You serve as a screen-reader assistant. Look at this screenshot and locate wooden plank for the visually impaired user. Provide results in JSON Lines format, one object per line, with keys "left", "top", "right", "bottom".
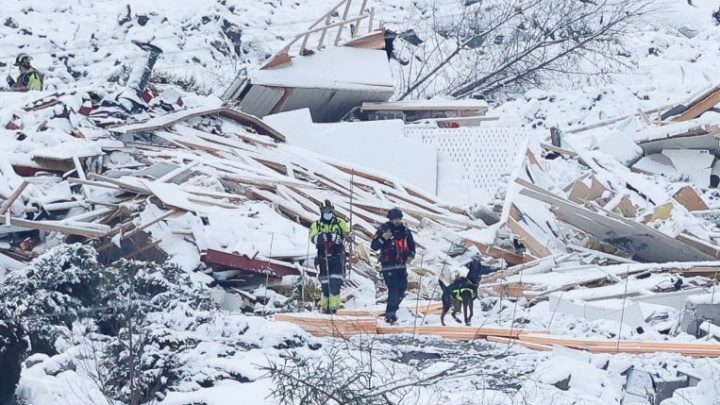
{"left": 519, "top": 333, "right": 720, "bottom": 357}
{"left": 72, "top": 156, "right": 87, "bottom": 180}
{"left": 111, "top": 107, "right": 286, "bottom": 142}
{"left": 329, "top": 164, "right": 394, "bottom": 188}
{"left": 672, "top": 85, "right": 720, "bottom": 122}
{"left": 201, "top": 248, "right": 301, "bottom": 277}
{"left": 22, "top": 92, "right": 68, "bottom": 111}
{"left": 343, "top": 30, "right": 385, "bottom": 49}
{"left": 337, "top": 302, "right": 442, "bottom": 317}
{"left": 673, "top": 185, "right": 708, "bottom": 211}
{"left": 0, "top": 180, "right": 28, "bottom": 215}
{"left": 121, "top": 210, "right": 178, "bottom": 240}
{"left": 462, "top": 238, "right": 532, "bottom": 266}
{"left": 566, "top": 244, "right": 637, "bottom": 264}
{"left": 567, "top": 179, "right": 592, "bottom": 204}
{"left": 506, "top": 216, "right": 551, "bottom": 258}
{"left": 3, "top": 217, "right": 110, "bottom": 238}
{"left": 68, "top": 177, "right": 124, "bottom": 191}
{"left": 86, "top": 173, "right": 149, "bottom": 194}
{"left": 217, "top": 108, "right": 286, "bottom": 142}
{"left": 376, "top": 325, "right": 550, "bottom": 340}
{"left": 486, "top": 336, "right": 552, "bottom": 351}
{"left": 676, "top": 233, "right": 720, "bottom": 259}
{"left": 274, "top": 313, "right": 377, "bottom": 338}
{"left": 156, "top": 160, "right": 201, "bottom": 183}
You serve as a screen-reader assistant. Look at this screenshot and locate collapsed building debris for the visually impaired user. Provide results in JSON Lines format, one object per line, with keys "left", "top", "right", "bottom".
{"left": 0, "top": 86, "right": 505, "bottom": 300}
{"left": 2, "top": 3, "right": 720, "bottom": 383}
{"left": 223, "top": 0, "right": 392, "bottom": 122}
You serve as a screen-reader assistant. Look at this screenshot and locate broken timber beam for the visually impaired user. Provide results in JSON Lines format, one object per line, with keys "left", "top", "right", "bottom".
{"left": 462, "top": 238, "right": 532, "bottom": 266}
{"left": 201, "top": 248, "right": 301, "bottom": 277}
{"left": 1, "top": 217, "right": 110, "bottom": 238}
{"left": 376, "top": 325, "right": 550, "bottom": 341}
{"left": 274, "top": 313, "right": 377, "bottom": 338}
{"left": 519, "top": 333, "right": 720, "bottom": 357}
{"left": 672, "top": 85, "right": 720, "bottom": 122}
{"left": 0, "top": 180, "right": 29, "bottom": 215}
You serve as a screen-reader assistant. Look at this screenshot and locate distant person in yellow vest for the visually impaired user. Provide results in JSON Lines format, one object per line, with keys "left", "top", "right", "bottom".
{"left": 6, "top": 53, "right": 43, "bottom": 91}
{"left": 309, "top": 200, "right": 350, "bottom": 314}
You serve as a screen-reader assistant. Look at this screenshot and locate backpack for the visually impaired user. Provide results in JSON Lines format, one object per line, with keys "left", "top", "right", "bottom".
{"left": 381, "top": 226, "right": 409, "bottom": 264}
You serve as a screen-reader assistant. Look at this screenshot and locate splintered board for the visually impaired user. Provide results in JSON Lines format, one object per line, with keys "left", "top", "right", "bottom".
{"left": 274, "top": 312, "right": 549, "bottom": 341}
{"left": 376, "top": 325, "right": 550, "bottom": 341}
{"left": 274, "top": 313, "right": 377, "bottom": 337}
{"left": 518, "top": 334, "right": 720, "bottom": 357}
{"left": 337, "top": 302, "right": 443, "bottom": 317}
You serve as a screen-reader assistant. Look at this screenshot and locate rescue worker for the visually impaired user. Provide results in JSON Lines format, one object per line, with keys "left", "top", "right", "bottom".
{"left": 6, "top": 53, "right": 43, "bottom": 91}
{"left": 309, "top": 200, "right": 350, "bottom": 314}
{"left": 371, "top": 208, "right": 415, "bottom": 324}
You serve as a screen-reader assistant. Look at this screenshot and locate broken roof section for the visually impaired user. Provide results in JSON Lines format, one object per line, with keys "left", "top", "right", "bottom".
{"left": 223, "top": 0, "right": 393, "bottom": 123}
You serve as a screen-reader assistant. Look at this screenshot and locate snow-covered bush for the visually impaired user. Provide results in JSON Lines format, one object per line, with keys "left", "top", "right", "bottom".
{"left": 0, "top": 245, "right": 220, "bottom": 404}
{"left": 0, "top": 309, "right": 28, "bottom": 404}
{"left": 98, "top": 259, "right": 213, "bottom": 404}
{"left": 103, "top": 324, "right": 188, "bottom": 404}
{"left": 0, "top": 244, "right": 103, "bottom": 355}
{"left": 280, "top": 278, "right": 321, "bottom": 314}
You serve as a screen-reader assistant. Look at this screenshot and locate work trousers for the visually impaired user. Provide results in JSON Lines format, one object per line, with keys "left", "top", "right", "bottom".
{"left": 382, "top": 265, "right": 408, "bottom": 315}
{"left": 318, "top": 254, "right": 344, "bottom": 297}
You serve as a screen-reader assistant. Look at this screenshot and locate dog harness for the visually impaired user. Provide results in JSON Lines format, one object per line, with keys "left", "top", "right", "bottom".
{"left": 453, "top": 287, "right": 477, "bottom": 301}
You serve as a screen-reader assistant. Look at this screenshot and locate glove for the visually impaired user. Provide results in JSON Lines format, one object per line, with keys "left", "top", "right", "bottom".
{"left": 382, "top": 229, "right": 392, "bottom": 240}
{"left": 313, "top": 233, "right": 327, "bottom": 246}
{"left": 6, "top": 75, "right": 15, "bottom": 86}
{"left": 405, "top": 256, "right": 414, "bottom": 264}
{"left": 332, "top": 233, "right": 343, "bottom": 245}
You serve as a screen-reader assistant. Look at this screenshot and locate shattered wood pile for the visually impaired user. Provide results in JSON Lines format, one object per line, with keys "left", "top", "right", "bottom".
{"left": 453, "top": 83, "right": 720, "bottom": 353}
{"left": 0, "top": 87, "right": 497, "bottom": 293}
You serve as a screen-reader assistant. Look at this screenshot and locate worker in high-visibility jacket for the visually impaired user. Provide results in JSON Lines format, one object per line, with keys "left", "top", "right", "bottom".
{"left": 6, "top": 53, "right": 43, "bottom": 91}
{"left": 309, "top": 200, "right": 350, "bottom": 313}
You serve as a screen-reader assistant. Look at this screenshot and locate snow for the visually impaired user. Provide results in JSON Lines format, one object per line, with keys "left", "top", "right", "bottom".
{"left": 662, "top": 149, "right": 715, "bottom": 188}
{"left": 4, "top": 1, "right": 720, "bottom": 405}
{"left": 686, "top": 293, "right": 720, "bottom": 306}
{"left": 364, "top": 98, "right": 490, "bottom": 109}
{"left": 111, "top": 105, "right": 224, "bottom": 133}
{"left": 159, "top": 380, "right": 276, "bottom": 405}
{"left": 596, "top": 129, "right": 643, "bottom": 166}
{"left": 633, "top": 154, "right": 679, "bottom": 177}
{"left": 265, "top": 108, "right": 438, "bottom": 194}
{"left": 661, "top": 360, "right": 720, "bottom": 405}
{"left": 250, "top": 47, "right": 394, "bottom": 91}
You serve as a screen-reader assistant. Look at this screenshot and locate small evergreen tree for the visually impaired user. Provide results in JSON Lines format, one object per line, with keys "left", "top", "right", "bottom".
{"left": 99, "top": 259, "right": 212, "bottom": 404}
{"left": 0, "top": 307, "right": 28, "bottom": 404}
{"left": 0, "top": 244, "right": 103, "bottom": 355}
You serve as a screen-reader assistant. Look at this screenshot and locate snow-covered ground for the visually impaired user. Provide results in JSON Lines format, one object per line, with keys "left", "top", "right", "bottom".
{"left": 3, "top": 0, "right": 720, "bottom": 404}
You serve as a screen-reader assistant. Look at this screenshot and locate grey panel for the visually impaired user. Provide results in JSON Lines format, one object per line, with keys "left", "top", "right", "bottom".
{"left": 518, "top": 180, "right": 715, "bottom": 263}
{"left": 639, "top": 133, "right": 720, "bottom": 155}
{"left": 239, "top": 85, "right": 284, "bottom": 117}
{"left": 280, "top": 87, "right": 393, "bottom": 122}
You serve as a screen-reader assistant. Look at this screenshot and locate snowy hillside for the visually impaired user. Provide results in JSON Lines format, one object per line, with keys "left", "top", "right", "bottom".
{"left": 2, "top": 1, "right": 720, "bottom": 405}
{"left": 0, "top": 0, "right": 415, "bottom": 94}
{"left": 3, "top": 0, "right": 719, "bottom": 126}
